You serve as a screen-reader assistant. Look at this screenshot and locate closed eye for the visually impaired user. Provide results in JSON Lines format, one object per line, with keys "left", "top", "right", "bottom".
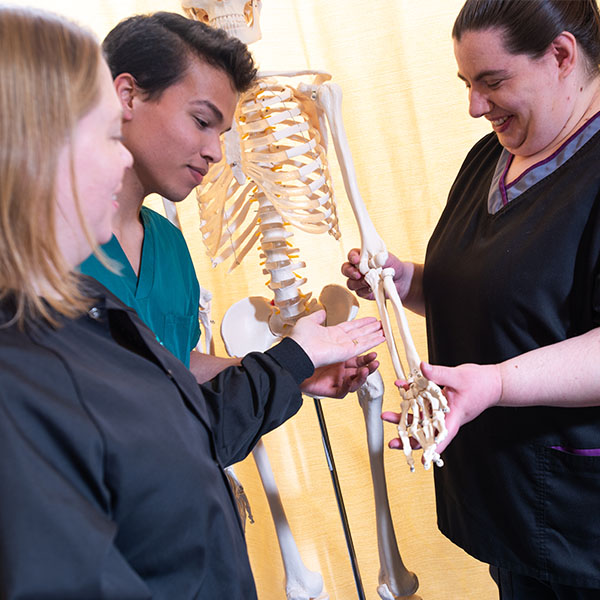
{"left": 193, "top": 116, "right": 209, "bottom": 129}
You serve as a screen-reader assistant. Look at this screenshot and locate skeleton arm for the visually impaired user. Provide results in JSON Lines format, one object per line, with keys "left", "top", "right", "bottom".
{"left": 312, "top": 81, "right": 449, "bottom": 471}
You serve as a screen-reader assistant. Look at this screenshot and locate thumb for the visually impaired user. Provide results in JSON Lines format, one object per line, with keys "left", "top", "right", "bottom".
{"left": 307, "top": 309, "right": 327, "bottom": 326}
{"left": 421, "top": 361, "right": 454, "bottom": 388}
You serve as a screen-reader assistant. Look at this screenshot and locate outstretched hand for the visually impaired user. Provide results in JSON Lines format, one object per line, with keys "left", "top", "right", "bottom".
{"left": 300, "top": 352, "right": 379, "bottom": 399}
{"left": 381, "top": 361, "right": 502, "bottom": 456}
{"left": 288, "top": 309, "right": 385, "bottom": 369}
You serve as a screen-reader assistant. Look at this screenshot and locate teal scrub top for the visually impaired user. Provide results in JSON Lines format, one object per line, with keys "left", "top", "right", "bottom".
{"left": 79, "top": 206, "right": 200, "bottom": 367}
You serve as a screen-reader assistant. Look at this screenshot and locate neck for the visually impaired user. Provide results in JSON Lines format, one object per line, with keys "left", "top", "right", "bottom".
{"left": 568, "top": 74, "right": 600, "bottom": 130}
{"left": 511, "top": 75, "right": 600, "bottom": 173}
{"left": 112, "top": 167, "right": 146, "bottom": 236}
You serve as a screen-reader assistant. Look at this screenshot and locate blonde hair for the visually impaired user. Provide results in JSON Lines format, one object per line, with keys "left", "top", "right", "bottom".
{"left": 0, "top": 7, "right": 102, "bottom": 327}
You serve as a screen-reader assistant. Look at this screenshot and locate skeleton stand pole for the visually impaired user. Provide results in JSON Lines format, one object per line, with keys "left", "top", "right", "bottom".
{"left": 313, "top": 398, "right": 366, "bottom": 600}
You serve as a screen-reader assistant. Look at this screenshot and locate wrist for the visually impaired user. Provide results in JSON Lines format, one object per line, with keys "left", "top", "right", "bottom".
{"left": 493, "top": 362, "right": 505, "bottom": 407}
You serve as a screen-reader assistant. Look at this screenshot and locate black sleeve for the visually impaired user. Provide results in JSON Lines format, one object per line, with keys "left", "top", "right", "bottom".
{"left": 0, "top": 352, "right": 152, "bottom": 600}
{"left": 199, "top": 337, "right": 314, "bottom": 466}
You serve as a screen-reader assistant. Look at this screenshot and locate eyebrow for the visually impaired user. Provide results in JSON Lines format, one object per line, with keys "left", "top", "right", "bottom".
{"left": 457, "top": 69, "right": 510, "bottom": 83}
{"left": 190, "top": 99, "right": 225, "bottom": 125}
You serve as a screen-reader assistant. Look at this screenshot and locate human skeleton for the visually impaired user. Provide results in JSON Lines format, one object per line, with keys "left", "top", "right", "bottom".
{"left": 166, "top": 2, "right": 450, "bottom": 598}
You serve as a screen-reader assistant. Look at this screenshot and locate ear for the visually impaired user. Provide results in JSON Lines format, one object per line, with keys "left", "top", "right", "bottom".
{"left": 550, "top": 31, "right": 578, "bottom": 79}
{"left": 113, "top": 73, "right": 137, "bottom": 121}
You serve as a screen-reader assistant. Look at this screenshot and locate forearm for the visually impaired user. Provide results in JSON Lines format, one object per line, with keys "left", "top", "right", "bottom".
{"left": 189, "top": 351, "right": 242, "bottom": 384}
{"left": 201, "top": 338, "right": 311, "bottom": 466}
{"left": 499, "top": 327, "right": 600, "bottom": 408}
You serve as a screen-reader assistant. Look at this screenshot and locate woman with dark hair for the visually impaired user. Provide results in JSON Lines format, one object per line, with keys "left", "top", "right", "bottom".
{"left": 0, "top": 7, "right": 384, "bottom": 598}
{"left": 343, "top": 0, "right": 600, "bottom": 597}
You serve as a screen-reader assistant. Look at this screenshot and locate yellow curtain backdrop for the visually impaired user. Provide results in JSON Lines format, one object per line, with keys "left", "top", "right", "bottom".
{"left": 11, "top": 1, "right": 496, "bottom": 598}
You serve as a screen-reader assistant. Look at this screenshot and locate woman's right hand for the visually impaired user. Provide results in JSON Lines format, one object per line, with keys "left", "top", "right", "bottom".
{"left": 341, "top": 248, "right": 413, "bottom": 301}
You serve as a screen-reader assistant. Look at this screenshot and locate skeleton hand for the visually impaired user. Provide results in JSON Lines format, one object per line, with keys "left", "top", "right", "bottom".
{"left": 383, "top": 368, "right": 452, "bottom": 470}
{"left": 408, "top": 372, "right": 449, "bottom": 469}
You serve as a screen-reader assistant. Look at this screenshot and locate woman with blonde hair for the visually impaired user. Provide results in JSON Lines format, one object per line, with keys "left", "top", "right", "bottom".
{"left": 0, "top": 5, "right": 130, "bottom": 325}
{"left": 0, "top": 7, "right": 384, "bottom": 598}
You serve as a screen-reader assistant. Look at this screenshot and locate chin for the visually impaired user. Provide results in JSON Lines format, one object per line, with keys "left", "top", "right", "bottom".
{"left": 96, "top": 228, "right": 113, "bottom": 246}
{"left": 164, "top": 192, "right": 192, "bottom": 204}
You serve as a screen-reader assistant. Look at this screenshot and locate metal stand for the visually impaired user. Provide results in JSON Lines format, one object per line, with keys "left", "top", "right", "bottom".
{"left": 313, "top": 397, "right": 366, "bottom": 600}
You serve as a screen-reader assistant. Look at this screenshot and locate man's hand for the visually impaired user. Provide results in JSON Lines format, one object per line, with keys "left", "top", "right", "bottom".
{"left": 300, "top": 352, "right": 379, "bottom": 398}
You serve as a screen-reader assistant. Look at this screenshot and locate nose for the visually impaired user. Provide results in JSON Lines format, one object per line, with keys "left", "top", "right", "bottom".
{"left": 202, "top": 131, "right": 223, "bottom": 165}
{"left": 121, "top": 143, "right": 133, "bottom": 170}
{"left": 468, "top": 88, "right": 492, "bottom": 119}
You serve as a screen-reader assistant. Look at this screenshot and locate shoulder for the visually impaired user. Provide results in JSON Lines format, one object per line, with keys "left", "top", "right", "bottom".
{"left": 0, "top": 323, "right": 81, "bottom": 411}
{"left": 140, "top": 206, "right": 197, "bottom": 275}
{"left": 141, "top": 206, "right": 185, "bottom": 240}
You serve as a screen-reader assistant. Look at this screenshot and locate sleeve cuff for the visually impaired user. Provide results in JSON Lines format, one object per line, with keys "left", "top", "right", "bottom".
{"left": 266, "top": 337, "right": 315, "bottom": 385}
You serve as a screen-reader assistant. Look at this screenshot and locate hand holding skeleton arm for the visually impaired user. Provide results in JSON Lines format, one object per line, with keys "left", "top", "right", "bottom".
{"left": 383, "top": 327, "right": 600, "bottom": 456}
{"left": 341, "top": 247, "right": 448, "bottom": 470}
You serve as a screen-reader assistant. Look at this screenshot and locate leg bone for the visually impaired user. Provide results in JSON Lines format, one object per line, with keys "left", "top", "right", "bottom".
{"left": 253, "top": 439, "right": 327, "bottom": 600}
{"left": 358, "top": 371, "right": 419, "bottom": 599}
{"left": 221, "top": 298, "right": 327, "bottom": 600}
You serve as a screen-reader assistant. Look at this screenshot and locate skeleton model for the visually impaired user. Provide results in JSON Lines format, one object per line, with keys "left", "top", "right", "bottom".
{"left": 167, "top": 1, "right": 451, "bottom": 598}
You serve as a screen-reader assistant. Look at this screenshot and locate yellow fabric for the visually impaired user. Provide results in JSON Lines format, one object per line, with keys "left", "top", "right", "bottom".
{"left": 14, "top": 1, "right": 496, "bottom": 598}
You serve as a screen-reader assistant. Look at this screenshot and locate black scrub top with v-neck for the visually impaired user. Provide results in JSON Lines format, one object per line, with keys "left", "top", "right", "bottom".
{"left": 423, "top": 114, "right": 600, "bottom": 587}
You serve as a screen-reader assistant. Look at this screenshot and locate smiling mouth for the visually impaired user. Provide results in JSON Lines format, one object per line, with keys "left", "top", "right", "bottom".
{"left": 188, "top": 166, "right": 206, "bottom": 185}
{"left": 490, "top": 115, "right": 511, "bottom": 131}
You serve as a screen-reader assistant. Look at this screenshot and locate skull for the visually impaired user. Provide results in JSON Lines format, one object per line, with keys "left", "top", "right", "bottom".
{"left": 182, "top": 0, "right": 262, "bottom": 45}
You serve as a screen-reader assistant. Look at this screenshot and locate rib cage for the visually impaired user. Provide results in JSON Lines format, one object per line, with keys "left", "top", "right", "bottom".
{"left": 197, "top": 76, "right": 341, "bottom": 271}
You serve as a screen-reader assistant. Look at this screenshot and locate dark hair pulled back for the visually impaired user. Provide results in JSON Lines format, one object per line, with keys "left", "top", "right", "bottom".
{"left": 453, "top": 0, "right": 600, "bottom": 74}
